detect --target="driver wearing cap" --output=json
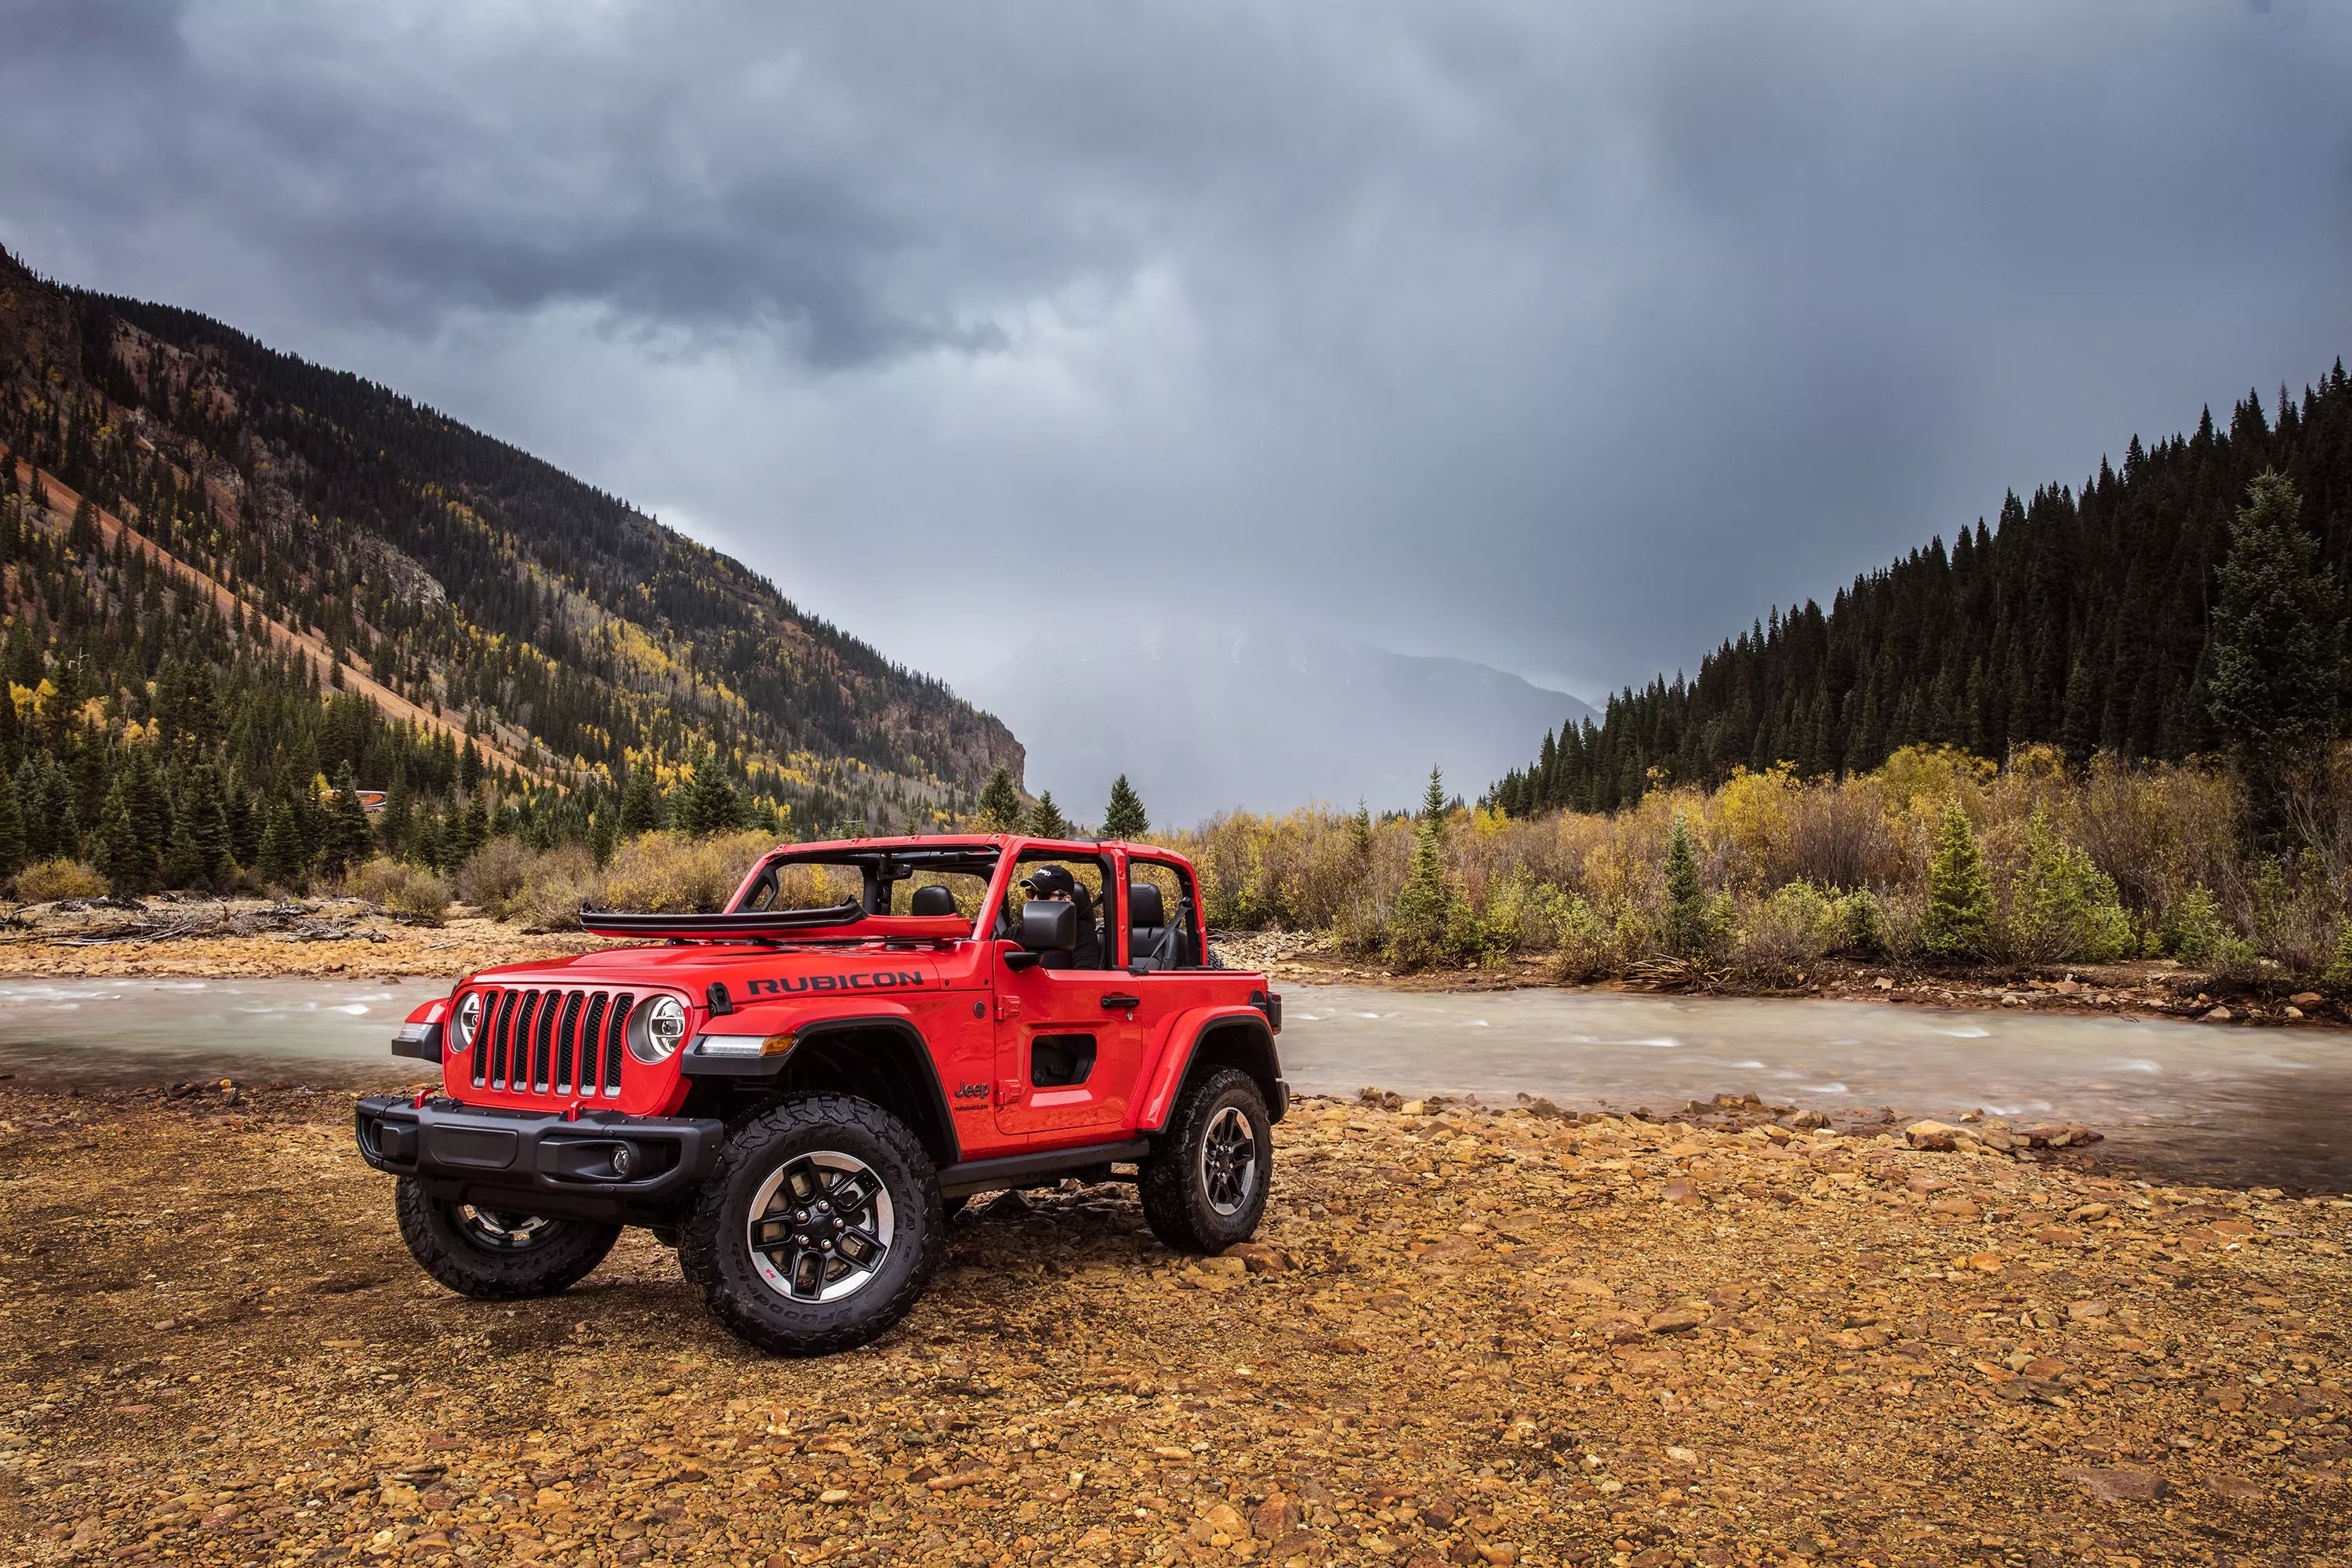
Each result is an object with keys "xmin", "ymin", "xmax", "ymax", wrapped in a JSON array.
[{"xmin": 1019, "ymin": 863, "xmax": 1103, "ymax": 969}]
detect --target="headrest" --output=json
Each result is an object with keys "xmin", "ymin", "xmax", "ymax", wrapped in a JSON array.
[
  {"xmin": 909, "ymin": 884, "xmax": 957, "ymax": 916},
  {"xmin": 1128, "ymin": 880, "xmax": 1165, "ymax": 926}
]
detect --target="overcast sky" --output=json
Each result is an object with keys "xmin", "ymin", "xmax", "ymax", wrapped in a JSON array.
[{"xmin": 7, "ymin": 0, "xmax": 2350, "ymax": 703}]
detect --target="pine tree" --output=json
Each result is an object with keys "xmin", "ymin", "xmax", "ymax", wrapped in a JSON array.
[
  {"xmin": 180, "ymin": 765, "xmax": 234, "ymax": 889},
  {"xmin": 1921, "ymin": 801, "xmax": 1996, "ymax": 960},
  {"xmin": 1028, "ymin": 789, "xmax": 1071, "ymax": 840},
  {"xmin": 0, "ymin": 768, "xmax": 24, "ymax": 883},
  {"xmin": 377, "ymin": 771, "xmax": 413, "ymax": 858},
  {"xmin": 91, "ymin": 776, "xmax": 159, "ymax": 895},
  {"xmin": 587, "ymin": 806, "xmax": 618, "ymax": 868},
  {"xmin": 1388, "ymin": 768, "xmax": 1461, "ymax": 971},
  {"xmin": 325, "ymin": 762, "xmax": 375, "ymax": 874},
  {"xmin": 1102, "ymin": 774, "xmax": 1149, "ymax": 840},
  {"xmin": 619, "ymin": 765, "xmax": 666, "ymax": 836},
  {"xmin": 1350, "ymin": 799, "xmax": 1375, "ymax": 862},
  {"xmin": 256, "ymin": 798, "xmax": 305, "ymax": 891},
  {"xmin": 974, "ymin": 766, "xmax": 1022, "ymax": 832},
  {"xmin": 675, "ymin": 751, "xmax": 745, "ymax": 838},
  {"xmin": 1661, "ymin": 813, "xmax": 1708, "ymax": 957},
  {"xmin": 2208, "ymin": 471, "xmax": 2343, "ymax": 833}
]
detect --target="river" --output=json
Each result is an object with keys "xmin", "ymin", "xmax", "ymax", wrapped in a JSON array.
[{"xmin": 0, "ymin": 976, "xmax": 2343, "ymax": 1188}]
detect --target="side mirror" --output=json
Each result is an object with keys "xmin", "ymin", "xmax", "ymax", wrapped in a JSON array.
[{"xmin": 1020, "ymin": 899, "xmax": 1078, "ymax": 953}]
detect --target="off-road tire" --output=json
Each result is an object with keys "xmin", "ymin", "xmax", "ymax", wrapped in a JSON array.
[
  {"xmin": 1139, "ymin": 1067, "xmax": 1272, "ymax": 1253},
  {"xmin": 680, "ymin": 1092, "xmax": 943, "ymax": 1356},
  {"xmin": 394, "ymin": 1178, "xmax": 619, "ymax": 1300}
]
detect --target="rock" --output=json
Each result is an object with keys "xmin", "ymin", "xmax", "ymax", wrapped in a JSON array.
[
  {"xmin": 1965, "ymin": 1251, "xmax": 2005, "ymax": 1272},
  {"xmin": 1928, "ymin": 1196, "xmax": 1981, "ymax": 1219},
  {"xmin": 2067, "ymin": 1299, "xmax": 2111, "ymax": 1320},
  {"xmin": 1203, "ymin": 1502, "xmax": 1247, "ymax": 1535},
  {"xmin": 2062, "ymin": 1467, "xmax": 2169, "ymax": 1503},
  {"xmin": 1905, "ymin": 1120, "xmax": 1961, "ymax": 1151},
  {"xmin": 1646, "ymin": 1304, "xmax": 1711, "ymax": 1334},
  {"xmin": 1251, "ymin": 1494, "xmax": 1302, "ymax": 1539},
  {"xmin": 2285, "ymin": 1006, "xmax": 2305, "ymax": 1019},
  {"xmin": 1225, "ymin": 1242, "xmax": 1293, "ymax": 1274},
  {"xmin": 1904, "ymin": 1172, "xmax": 1950, "ymax": 1195},
  {"xmin": 1790, "ymin": 1110, "xmax": 1831, "ymax": 1130},
  {"xmin": 2290, "ymin": 992, "xmax": 2324, "ymax": 1007},
  {"xmin": 2203, "ymin": 1006, "xmax": 2232, "ymax": 1022},
  {"xmin": 2067, "ymin": 1203, "xmax": 2111, "ymax": 1222},
  {"xmin": 2205, "ymin": 1474, "xmax": 2267, "ymax": 1503}
]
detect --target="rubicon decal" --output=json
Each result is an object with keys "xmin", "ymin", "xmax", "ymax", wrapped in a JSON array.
[{"xmin": 743, "ymin": 969, "xmax": 928, "ymax": 997}]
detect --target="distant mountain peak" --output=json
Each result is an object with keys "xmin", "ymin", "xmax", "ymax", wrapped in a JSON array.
[{"xmin": 966, "ymin": 622, "xmax": 1591, "ymax": 825}]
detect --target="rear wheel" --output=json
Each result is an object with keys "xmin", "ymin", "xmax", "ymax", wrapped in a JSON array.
[
  {"xmin": 680, "ymin": 1092, "xmax": 943, "ymax": 1356},
  {"xmin": 394, "ymin": 1177, "xmax": 619, "ymax": 1299},
  {"xmin": 1139, "ymin": 1068, "xmax": 1272, "ymax": 1253}
]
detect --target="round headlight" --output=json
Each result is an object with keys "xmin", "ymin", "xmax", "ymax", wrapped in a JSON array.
[
  {"xmin": 452, "ymin": 992, "xmax": 482, "ymax": 1052},
  {"xmin": 631, "ymin": 996, "xmax": 688, "ymax": 1064}
]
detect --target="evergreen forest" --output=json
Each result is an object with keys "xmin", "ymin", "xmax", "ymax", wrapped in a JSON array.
[{"xmin": 1490, "ymin": 367, "xmax": 2352, "ymax": 815}]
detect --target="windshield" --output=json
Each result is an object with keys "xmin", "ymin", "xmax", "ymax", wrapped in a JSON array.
[{"xmin": 731, "ymin": 846, "xmax": 1000, "ymax": 922}]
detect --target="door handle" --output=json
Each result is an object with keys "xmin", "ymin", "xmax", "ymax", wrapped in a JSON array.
[{"xmin": 1101, "ymin": 994, "xmax": 1142, "ymax": 1010}]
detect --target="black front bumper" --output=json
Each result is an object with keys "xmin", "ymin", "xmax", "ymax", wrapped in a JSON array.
[{"xmin": 356, "ymin": 1096, "xmax": 724, "ymax": 1224}]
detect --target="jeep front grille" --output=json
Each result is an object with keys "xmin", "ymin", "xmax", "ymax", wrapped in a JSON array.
[{"xmin": 470, "ymin": 988, "xmax": 635, "ymax": 1097}]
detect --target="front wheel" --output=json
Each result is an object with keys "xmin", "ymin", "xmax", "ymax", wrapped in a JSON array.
[
  {"xmin": 679, "ymin": 1092, "xmax": 943, "ymax": 1356},
  {"xmin": 394, "ymin": 1178, "xmax": 619, "ymax": 1299},
  {"xmin": 1139, "ymin": 1067, "xmax": 1272, "ymax": 1252}
]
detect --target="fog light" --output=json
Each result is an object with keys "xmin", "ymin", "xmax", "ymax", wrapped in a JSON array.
[{"xmin": 612, "ymin": 1144, "xmax": 637, "ymax": 1178}]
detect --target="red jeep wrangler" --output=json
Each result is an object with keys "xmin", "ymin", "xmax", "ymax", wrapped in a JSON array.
[{"xmin": 356, "ymin": 836, "xmax": 1285, "ymax": 1355}]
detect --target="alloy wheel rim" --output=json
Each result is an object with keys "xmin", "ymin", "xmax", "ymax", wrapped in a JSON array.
[
  {"xmin": 747, "ymin": 1152, "xmax": 895, "ymax": 1304},
  {"xmin": 1198, "ymin": 1105, "xmax": 1258, "ymax": 1216}
]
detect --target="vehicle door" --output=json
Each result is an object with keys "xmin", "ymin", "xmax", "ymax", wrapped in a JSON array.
[
  {"xmin": 991, "ymin": 848, "xmax": 1149, "ymax": 1138},
  {"xmin": 1118, "ymin": 853, "xmax": 1217, "ymax": 1105}
]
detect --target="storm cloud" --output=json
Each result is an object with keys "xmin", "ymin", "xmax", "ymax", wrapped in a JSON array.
[{"xmin": 5, "ymin": 0, "xmax": 2350, "ymax": 706}]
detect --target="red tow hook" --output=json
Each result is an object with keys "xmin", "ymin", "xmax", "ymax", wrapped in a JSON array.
[
  {"xmin": 564, "ymin": 1105, "xmax": 583, "ymax": 1122},
  {"xmin": 412, "ymin": 1091, "xmax": 430, "ymax": 1109}
]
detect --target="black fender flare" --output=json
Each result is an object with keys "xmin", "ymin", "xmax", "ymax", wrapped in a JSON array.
[{"xmin": 683, "ymin": 1012, "xmax": 960, "ymax": 1167}]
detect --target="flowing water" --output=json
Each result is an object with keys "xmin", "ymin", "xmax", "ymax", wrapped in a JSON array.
[{"xmin": 1, "ymin": 976, "xmax": 2344, "ymax": 1189}]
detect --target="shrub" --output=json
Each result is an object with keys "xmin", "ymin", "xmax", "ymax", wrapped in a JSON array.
[
  {"xmin": 2246, "ymin": 858, "xmax": 2336, "ymax": 980},
  {"xmin": 1832, "ymin": 889, "xmax": 1890, "ymax": 957},
  {"xmin": 348, "ymin": 858, "xmax": 449, "ymax": 924},
  {"xmin": 1731, "ymin": 880, "xmax": 1839, "ymax": 980},
  {"xmin": 15, "ymin": 858, "xmax": 109, "ymax": 902},
  {"xmin": 2159, "ymin": 885, "xmax": 2242, "ymax": 967},
  {"xmin": 1551, "ymin": 895, "xmax": 1619, "ymax": 984},
  {"xmin": 452, "ymin": 837, "xmax": 533, "ymax": 916},
  {"xmin": 599, "ymin": 830, "xmax": 775, "ymax": 913},
  {"xmin": 1478, "ymin": 869, "xmax": 1577, "ymax": 954},
  {"xmin": 510, "ymin": 844, "xmax": 601, "ymax": 931},
  {"xmin": 2007, "ymin": 814, "xmax": 2137, "ymax": 964}
]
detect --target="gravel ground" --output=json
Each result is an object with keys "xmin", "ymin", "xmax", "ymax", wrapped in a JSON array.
[{"xmin": 2, "ymin": 1084, "xmax": 2348, "ymax": 1568}]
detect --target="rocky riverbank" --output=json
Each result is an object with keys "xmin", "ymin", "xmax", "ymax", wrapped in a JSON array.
[
  {"xmin": 0, "ymin": 895, "xmax": 609, "ymax": 981},
  {"xmin": 2, "ymin": 1083, "xmax": 2347, "ymax": 1566},
  {"xmin": 1210, "ymin": 930, "xmax": 2348, "ymax": 1032}
]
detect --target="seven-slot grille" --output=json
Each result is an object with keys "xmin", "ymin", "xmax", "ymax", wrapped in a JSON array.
[{"xmin": 468, "ymin": 987, "xmax": 637, "ymax": 1097}]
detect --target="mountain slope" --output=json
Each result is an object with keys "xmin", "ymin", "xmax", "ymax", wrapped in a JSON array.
[
  {"xmin": 1490, "ymin": 363, "xmax": 2352, "ymax": 815},
  {"xmin": 0, "ymin": 246, "xmax": 1020, "ymax": 838},
  {"xmin": 967, "ymin": 623, "xmax": 1593, "ymax": 825}
]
